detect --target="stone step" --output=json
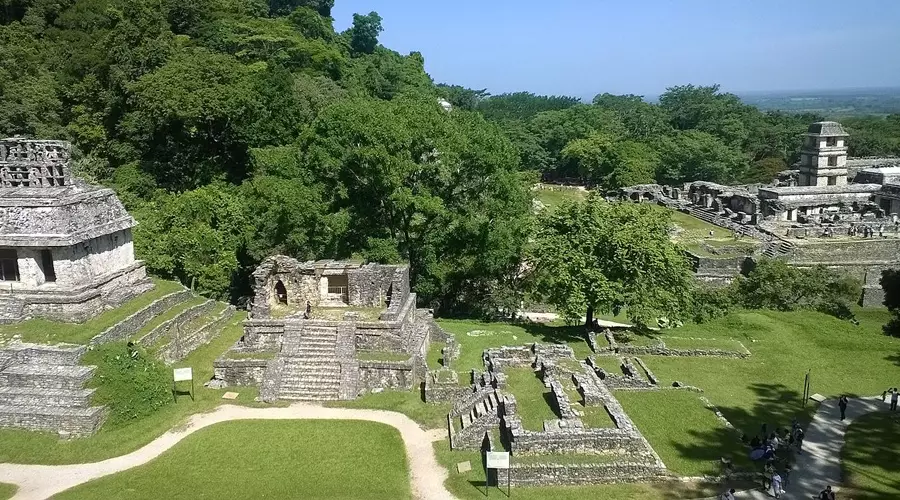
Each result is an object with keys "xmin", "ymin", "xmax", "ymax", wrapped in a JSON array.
[
  {"xmin": 0, "ymin": 343, "xmax": 87, "ymax": 366},
  {"xmin": 279, "ymin": 389, "xmax": 339, "ymax": 401},
  {"xmin": 0, "ymin": 404, "xmax": 106, "ymax": 437},
  {"xmin": 281, "ymin": 377, "xmax": 340, "ymax": 387},
  {"xmin": 0, "ymin": 364, "xmax": 95, "ymax": 390},
  {"xmin": 0, "ymin": 387, "xmax": 95, "ymax": 407}
]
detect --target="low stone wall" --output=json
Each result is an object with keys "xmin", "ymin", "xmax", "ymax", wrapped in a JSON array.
[
  {"xmin": 507, "ymin": 425, "xmax": 649, "ymax": 456},
  {"xmin": 633, "ymin": 357, "xmax": 659, "ymax": 385},
  {"xmin": 508, "ymin": 462, "xmax": 668, "ymax": 486},
  {"xmin": 613, "ymin": 345, "xmax": 749, "ymax": 358},
  {"xmin": 158, "ymin": 306, "xmax": 236, "ymax": 364},
  {"xmin": 212, "ymin": 358, "xmax": 269, "ymax": 386},
  {"xmin": 137, "ymin": 299, "xmax": 216, "ymax": 347},
  {"xmin": 0, "ymin": 406, "xmax": 106, "ymax": 438},
  {"xmin": 357, "ymin": 359, "xmax": 415, "ymax": 392},
  {"xmin": 549, "ymin": 380, "xmax": 578, "ymax": 419},
  {"xmin": 1, "ymin": 343, "xmax": 85, "ymax": 365},
  {"xmin": 424, "ymin": 369, "xmax": 471, "ymax": 403},
  {"xmin": 484, "ymin": 345, "xmax": 534, "ymax": 370},
  {"xmin": 90, "ymin": 289, "xmax": 192, "ymax": 345}
]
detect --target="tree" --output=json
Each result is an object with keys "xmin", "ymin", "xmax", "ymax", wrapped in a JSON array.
[
  {"xmin": 348, "ymin": 11, "xmax": 382, "ymax": 55},
  {"xmin": 656, "ymin": 130, "xmax": 746, "ymax": 184},
  {"xmin": 478, "ymin": 92, "xmax": 581, "ymax": 122},
  {"xmin": 532, "ymin": 196, "xmax": 695, "ymax": 328},
  {"xmin": 437, "ymin": 84, "xmax": 489, "ymax": 110},
  {"xmin": 881, "ymin": 269, "xmax": 900, "ymax": 337},
  {"xmin": 734, "ymin": 259, "xmax": 860, "ymax": 315},
  {"xmin": 268, "ymin": 0, "xmax": 333, "ymax": 17},
  {"xmin": 562, "ymin": 132, "xmax": 658, "ymax": 188}
]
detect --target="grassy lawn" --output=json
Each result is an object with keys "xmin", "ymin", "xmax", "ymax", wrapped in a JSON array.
[
  {"xmin": 0, "ymin": 279, "xmax": 185, "ymax": 345},
  {"xmin": 616, "ymin": 390, "xmax": 746, "ymax": 476},
  {"xmin": 661, "ymin": 337, "xmax": 747, "ymax": 352},
  {"xmin": 427, "ymin": 341, "xmax": 445, "ymax": 369},
  {"xmin": 436, "ymin": 319, "xmax": 592, "ymax": 373},
  {"xmin": 434, "ymin": 440, "xmax": 750, "ymax": 500},
  {"xmin": 0, "ymin": 483, "xmax": 16, "ymax": 500},
  {"xmin": 0, "ymin": 310, "xmax": 267, "ymax": 464},
  {"xmin": 327, "ymin": 390, "xmax": 451, "ymax": 430},
  {"xmin": 357, "ymin": 350, "xmax": 412, "ymax": 362},
  {"xmin": 664, "ymin": 208, "xmax": 759, "ymax": 257},
  {"xmin": 533, "ymin": 186, "xmax": 586, "ymax": 211},
  {"xmin": 130, "ymin": 296, "xmax": 208, "ymax": 342},
  {"xmin": 52, "ymin": 420, "xmax": 411, "ymax": 500},
  {"xmin": 841, "ymin": 411, "xmax": 900, "ymax": 499},
  {"xmin": 504, "ymin": 367, "xmax": 558, "ymax": 430},
  {"xmin": 631, "ymin": 308, "xmax": 899, "ymax": 473}
]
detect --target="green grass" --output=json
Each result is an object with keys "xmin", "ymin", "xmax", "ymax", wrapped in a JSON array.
[
  {"xmin": 357, "ymin": 350, "xmax": 412, "ymax": 362},
  {"xmin": 504, "ymin": 367, "xmax": 558, "ymax": 430},
  {"xmin": 433, "ymin": 440, "xmax": 751, "ymax": 500},
  {"xmin": 436, "ymin": 319, "xmax": 591, "ymax": 373},
  {"xmin": 0, "ymin": 279, "xmax": 185, "ymax": 345},
  {"xmin": 52, "ymin": 420, "xmax": 411, "ymax": 500},
  {"xmin": 0, "ymin": 483, "xmax": 17, "ymax": 500},
  {"xmin": 841, "ymin": 411, "xmax": 900, "ymax": 499},
  {"xmin": 615, "ymin": 390, "xmax": 744, "ymax": 476},
  {"xmin": 427, "ymin": 341, "xmax": 445, "ymax": 369},
  {"xmin": 581, "ymin": 406, "xmax": 616, "ymax": 428},
  {"xmin": 0, "ymin": 310, "xmax": 267, "ymax": 465},
  {"xmin": 661, "ymin": 337, "xmax": 747, "ymax": 352},
  {"xmin": 327, "ymin": 390, "xmax": 451, "ymax": 430},
  {"xmin": 664, "ymin": 208, "xmax": 759, "ymax": 257},
  {"xmin": 533, "ymin": 186, "xmax": 587, "ymax": 211},
  {"xmin": 591, "ymin": 355, "xmax": 623, "ymax": 375},
  {"xmin": 628, "ymin": 308, "xmax": 899, "ymax": 475}
]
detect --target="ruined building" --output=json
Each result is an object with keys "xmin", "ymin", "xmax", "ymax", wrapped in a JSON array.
[
  {"xmin": 0, "ymin": 139, "xmax": 152, "ymax": 323},
  {"xmin": 618, "ymin": 121, "xmax": 900, "ymax": 306},
  {"xmin": 213, "ymin": 256, "xmax": 431, "ymax": 401}
]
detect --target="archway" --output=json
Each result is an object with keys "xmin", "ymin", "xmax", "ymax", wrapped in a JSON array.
[{"xmin": 274, "ymin": 280, "xmax": 288, "ymax": 304}]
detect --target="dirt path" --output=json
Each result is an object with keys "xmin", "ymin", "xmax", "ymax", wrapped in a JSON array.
[{"xmin": 0, "ymin": 404, "xmax": 457, "ymax": 500}]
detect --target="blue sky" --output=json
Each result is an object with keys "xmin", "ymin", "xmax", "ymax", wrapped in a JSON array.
[{"xmin": 331, "ymin": 1, "xmax": 900, "ymax": 99}]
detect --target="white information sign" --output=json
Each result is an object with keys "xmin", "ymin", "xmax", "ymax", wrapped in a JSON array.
[
  {"xmin": 173, "ymin": 367, "xmax": 193, "ymax": 382},
  {"xmin": 485, "ymin": 451, "xmax": 509, "ymax": 469}
]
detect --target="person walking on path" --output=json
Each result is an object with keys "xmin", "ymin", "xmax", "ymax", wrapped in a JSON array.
[
  {"xmin": 839, "ymin": 395, "xmax": 849, "ymax": 420},
  {"xmin": 719, "ymin": 487, "xmax": 735, "ymax": 500},
  {"xmin": 891, "ymin": 388, "xmax": 899, "ymax": 411},
  {"xmin": 771, "ymin": 471, "xmax": 784, "ymax": 499}
]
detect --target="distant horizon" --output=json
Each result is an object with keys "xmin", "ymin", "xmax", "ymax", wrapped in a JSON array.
[{"xmin": 331, "ymin": 1, "xmax": 900, "ymax": 99}]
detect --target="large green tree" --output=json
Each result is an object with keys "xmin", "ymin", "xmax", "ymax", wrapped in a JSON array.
[{"xmin": 532, "ymin": 196, "xmax": 695, "ymax": 327}]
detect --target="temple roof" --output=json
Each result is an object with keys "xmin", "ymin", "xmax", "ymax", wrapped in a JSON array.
[
  {"xmin": 805, "ymin": 121, "xmax": 849, "ymax": 137},
  {"xmin": 0, "ymin": 139, "xmax": 136, "ymax": 247}
]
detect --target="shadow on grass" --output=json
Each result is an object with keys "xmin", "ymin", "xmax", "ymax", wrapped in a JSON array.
[
  {"xmin": 670, "ymin": 383, "xmax": 813, "ymax": 475},
  {"xmin": 840, "ymin": 412, "xmax": 900, "ymax": 499},
  {"xmin": 886, "ymin": 352, "xmax": 900, "ymax": 367},
  {"xmin": 519, "ymin": 323, "xmax": 588, "ymax": 345}
]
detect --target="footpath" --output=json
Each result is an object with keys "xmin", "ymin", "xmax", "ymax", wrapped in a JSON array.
[{"xmin": 732, "ymin": 396, "xmax": 890, "ymax": 499}]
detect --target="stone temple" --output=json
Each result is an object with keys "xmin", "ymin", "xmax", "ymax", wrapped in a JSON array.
[
  {"xmin": 213, "ymin": 256, "xmax": 431, "ymax": 401},
  {"xmin": 0, "ymin": 138, "xmax": 152, "ymax": 324},
  {"xmin": 618, "ymin": 121, "xmax": 900, "ymax": 306}
]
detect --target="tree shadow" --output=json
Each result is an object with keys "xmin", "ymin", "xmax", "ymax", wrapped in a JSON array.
[
  {"xmin": 519, "ymin": 322, "xmax": 587, "ymax": 345},
  {"xmin": 886, "ymin": 352, "xmax": 900, "ymax": 367}
]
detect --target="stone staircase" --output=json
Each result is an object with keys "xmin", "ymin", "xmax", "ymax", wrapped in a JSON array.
[
  {"xmin": 0, "ymin": 295, "xmax": 25, "ymax": 325},
  {"xmin": 762, "ymin": 239, "xmax": 795, "ymax": 258},
  {"xmin": 448, "ymin": 389, "xmax": 502, "ymax": 450},
  {"xmin": 0, "ymin": 343, "xmax": 105, "ymax": 437},
  {"xmin": 278, "ymin": 324, "xmax": 342, "ymax": 401}
]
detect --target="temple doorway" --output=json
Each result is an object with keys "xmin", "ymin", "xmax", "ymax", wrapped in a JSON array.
[{"xmin": 274, "ymin": 280, "xmax": 288, "ymax": 304}]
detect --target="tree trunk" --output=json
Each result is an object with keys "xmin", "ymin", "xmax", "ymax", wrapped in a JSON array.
[{"xmin": 584, "ymin": 305, "xmax": 594, "ymax": 330}]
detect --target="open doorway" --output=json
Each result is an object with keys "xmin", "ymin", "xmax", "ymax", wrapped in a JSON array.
[{"xmin": 274, "ymin": 280, "xmax": 288, "ymax": 304}]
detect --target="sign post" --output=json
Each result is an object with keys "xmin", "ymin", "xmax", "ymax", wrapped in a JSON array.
[
  {"xmin": 802, "ymin": 369, "xmax": 811, "ymax": 407},
  {"xmin": 173, "ymin": 367, "xmax": 194, "ymax": 402},
  {"xmin": 485, "ymin": 451, "xmax": 510, "ymax": 497}
]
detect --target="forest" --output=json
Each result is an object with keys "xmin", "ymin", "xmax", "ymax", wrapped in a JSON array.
[{"xmin": 1, "ymin": 0, "xmax": 899, "ymax": 316}]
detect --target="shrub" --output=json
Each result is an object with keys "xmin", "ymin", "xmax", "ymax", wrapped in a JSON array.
[
  {"xmin": 89, "ymin": 342, "xmax": 172, "ymax": 427},
  {"xmin": 881, "ymin": 269, "xmax": 900, "ymax": 337},
  {"xmin": 690, "ymin": 285, "xmax": 733, "ymax": 323}
]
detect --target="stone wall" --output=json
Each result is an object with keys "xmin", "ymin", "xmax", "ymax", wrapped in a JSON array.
[
  {"xmin": 0, "ymin": 406, "xmax": 106, "ymax": 437},
  {"xmin": 89, "ymin": 289, "xmax": 192, "ymax": 345},
  {"xmin": 788, "ymin": 239, "xmax": 900, "ymax": 265},
  {"xmin": 508, "ymin": 462, "xmax": 668, "ymax": 486},
  {"xmin": 213, "ymin": 358, "xmax": 269, "ymax": 386},
  {"xmin": 424, "ymin": 369, "xmax": 471, "ymax": 403},
  {"xmin": 137, "ymin": 299, "xmax": 216, "ymax": 347},
  {"xmin": 349, "ymin": 263, "xmax": 410, "ymax": 309},
  {"xmin": 158, "ymin": 305, "xmax": 236, "ymax": 364},
  {"xmin": 357, "ymin": 359, "xmax": 415, "ymax": 392}
]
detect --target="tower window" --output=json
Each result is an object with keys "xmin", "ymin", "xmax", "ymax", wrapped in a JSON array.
[
  {"xmin": 828, "ymin": 156, "xmax": 838, "ymax": 166},
  {"xmin": 826, "ymin": 137, "xmax": 837, "ymax": 147},
  {"xmin": 0, "ymin": 249, "xmax": 19, "ymax": 282}
]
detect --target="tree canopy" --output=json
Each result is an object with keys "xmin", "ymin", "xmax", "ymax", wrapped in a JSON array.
[{"xmin": 531, "ymin": 196, "xmax": 695, "ymax": 328}]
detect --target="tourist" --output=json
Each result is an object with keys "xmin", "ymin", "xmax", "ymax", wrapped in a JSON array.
[
  {"xmin": 818, "ymin": 485, "xmax": 836, "ymax": 500},
  {"xmin": 720, "ymin": 487, "xmax": 736, "ymax": 500},
  {"xmin": 793, "ymin": 427, "xmax": 804, "ymax": 454},
  {"xmin": 891, "ymin": 388, "xmax": 899, "ymax": 411},
  {"xmin": 879, "ymin": 225, "xmax": 885, "ymax": 238},
  {"xmin": 783, "ymin": 463, "xmax": 792, "ymax": 486},
  {"xmin": 767, "ymin": 432, "xmax": 780, "ymax": 449},
  {"xmin": 749, "ymin": 434, "xmax": 762, "ymax": 448},
  {"xmin": 839, "ymin": 395, "xmax": 849, "ymax": 420},
  {"xmin": 771, "ymin": 470, "xmax": 784, "ymax": 498}
]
